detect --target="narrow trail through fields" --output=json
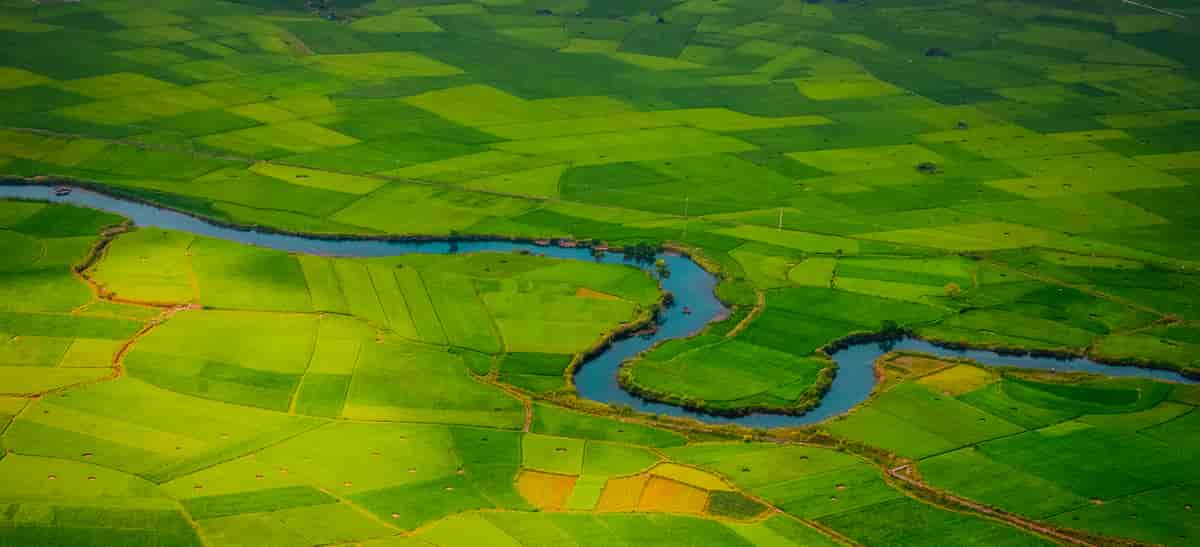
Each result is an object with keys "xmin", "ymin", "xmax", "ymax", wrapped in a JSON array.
[
  {"xmin": 725, "ymin": 290, "xmax": 765, "ymax": 339},
  {"xmin": 887, "ymin": 464, "xmax": 1106, "ymax": 547}
]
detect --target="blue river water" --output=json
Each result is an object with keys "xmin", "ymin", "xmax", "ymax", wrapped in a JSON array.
[{"xmin": 2, "ymin": 184, "xmax": 1194, "ymax": 428}]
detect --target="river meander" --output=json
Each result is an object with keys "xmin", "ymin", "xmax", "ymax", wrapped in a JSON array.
[{"xmin": 3, "ymin": 183, "xmax": 1194, "ymax": 428}]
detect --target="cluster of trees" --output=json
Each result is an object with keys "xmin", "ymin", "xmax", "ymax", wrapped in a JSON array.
[{"xmin": 622, "ymin": 242, "xmax": 661, "ymax": 263}]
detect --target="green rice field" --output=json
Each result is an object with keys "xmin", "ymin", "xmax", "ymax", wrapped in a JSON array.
[
  {"xmin": 3, "ymin": 0, "xmax": 1200, "ymax": 544},
  {"xmin": 824, "ymin": 355, "xmax": 1200, "ymax": 546}
]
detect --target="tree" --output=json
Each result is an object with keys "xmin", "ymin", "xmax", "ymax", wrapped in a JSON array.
[{"xmin": 944, "ymin": 282, "xmax": 962, "ymax": 298}]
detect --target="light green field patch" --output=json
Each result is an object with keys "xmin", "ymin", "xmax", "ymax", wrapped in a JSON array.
[
  {"xmin": 835, "ymin": 33, "xmax": 886, "ymax": 50},
  {"xmin": 561, "ymin": 38, "xmax": 620, "ymax": 53},
  {"xmin": 109, "ymin": 25, "xmax": 197, "ymax": 45},
  {"xmin": 522, "ymin": 434, "xmax": 585, "ymax": 475},
  {"xmin": 1135, "ymin": 151, "xmax": 1200, "ymax": 170},
  {"xmin": 531, "ymin": 96, "xmax": 633, "ymax": 117},
  {"xmin": 680, "ymin": 44, "xmax": 727, "ymax": 65},
  {"xmin": 1036, "ymin": 250, "xmax": 1145, "ymax": 270},
  {"xmin": 209, "ymin": 121, "xmax": 359, "ymax": 153},
  {"xmin": 845, "ymin": 257, "xmax": 972, "ymax": 281},
  {"xmin": 566, "ymin": 475, "xmax": 607, "ymax": 510},
  {"xmin": 1099, "ymin": 109, "xmax": 1200, "ymax": 129},
  {"xmin": 133, "ymin": 309, "xmax": 316, "ymax": 372},
  {"xmin": 128, "ymin": 88, "xmax": 225, "ymax": 118},
  {"xmin": 1085, "ymin": 40, "xmax": 1181, "ymax": 68},
  {"xmin": 1001, "ymin": 23, "xmax": 1109, "ymax": 52},
  {"xmin": 59, "ymin": 338, "xmax": 125, "ymax": 368},
  {"xmin": 112, "ymin": 47, "xmax": 192, "ymax": 66},
  {"xmin": 461, "ymin": 164, "xmax": 565, "ymax": 198},
  {"xmin": 917, "ymin": 365, "xmax": 994, "ymax": 396},
  {"xmin": 385, "ymin": 151, "xmax": 556, "ymax": 182},
  {"xmin": 272, "ymin": 94, "xmax": 336, "ymax": 117},
  {"xmin": 341, "ymin": 342, "xmax": 522, "ymax": 427},
  {"xmin": 249, "ymin": 163, "xmax": 384, "ymax": 195},
  {"xmin": 493, "ymin": 126, "xmax": 756, "ymax": 166},
  {"xmin": 59, "ymin": 72, "xmax": 178, "ymax": 99},
  {"xmin": 1047, "ymin": 63, "xmax": 1170, "ymax": 84},
  {"xmin": 407, "ymin": 84, "xmax": 566, "ymax": 127},
  {"xmin": 56, "ymin": 99, "xmax": 157, "ymax": 125},
  {"xmin": 306, "ymin": 316, "xmax": 371, "ymax": 375},
  {"xmin": 0, "ymin": 67, "xmax": 51, "ymax": 90},
  {"xmin": 989, "ymin": 152, "xmax": 1187, "ymax": 197},
  {"xmin": 729, "ymin": 21, "xmax": 783, "ymax": 36},
  {"xmin": 795, "ymin": 75, "xmax": 902, "ymax": 100},
  {"xmin": 657, "ymin": 108, "xmax": 831, "ymax": 132},
  {"xmin": 717, "ymin": 225, "xmax": 859, "ymax": 254},
  {"xmin": 482, "ymin": 111, "xmax": 678, "ymax": 140},
  {"xmin": 105, "ymin": 8, "xmax": 188, "ymax": 28},
  {"xmin": 1113, "ymin": 13, "xmax": 1178, "ymax": 34},
  {"xmin": 420, "ymin": 513, "xmax": 522, "ymax": 547},
  {"xmin": 731, "ymin": 249, "xmax": 795, "ymax": 289},
  {"xmin": 89, "ymin": 228, "xmax": 195, "ymax": 304},
  {"xmin": 862, "ymin": 222, "xmax": 1052, "ymax": 252},
  {"xmin": 229, "ymin": 102, "xmax": 296, "ymax": 123},
  {"xmin": 385, "ymin": 3, "xmax": 486, "ymax": 16},
  {"xmin": 736, "ymin": 39, "xmax": 793, "ymax": 58},
  {"xmin": 650, "ymin": 463, "xmax": 732, "ymax": 491},
  {"xmin": 39, "ymin": 139, "xmax": 110, "ymax": 167},
  {"xmin": 350, "ymin": 14, "xmax": 443, "ymax": 33},
  {"xmin": 331, "ymin": 184, "xmax": 518, "ymax": 235},
  {"xmin": 1049, "ymin": 129, "xmax": 1131, "ymax": 142},
  {"xmin": 0, "ymin": 335, "xmax": 72, "ymax": 367},
  {"xmin": 994, "ymin": 84, "xmax": 1079, "ymax": 104},
  {"xmin": 0, "ymin": 130, "xmax": 66, "ymax": 160},
  {"xmin": 606, "ymin": 52, "xmax": 705, "ymax": 71},
  {"xmin": 835, "ymin": 277, "xmax": 943, "ymax": 304},
  {"xmin": 500, "ymin": 27, "xmax": 570, "ymax": 49},
  {"xmin": 787, "ymin": 145, "xmax": 943, "ymax": 174},
  {"xmin": 305, "ymin": 52, "xmax": 462, "ymax": 80},
  {"xmin": 0, "ymin": 453, "xmax": 173, "ymax": 506},
  {"xmin": 787, "ymin": 258, "xmax": 836, "ymax": 287},
  {"xmin": 0, "ymin": 366, "xmax": 109, "ymax": 395},
  {"xmin": 0, "ymin": 14, "xmax": 59, "ymax": 33}
]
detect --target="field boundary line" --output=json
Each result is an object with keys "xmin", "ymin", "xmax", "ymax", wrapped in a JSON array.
[
  {"xmin": 287, "ymin": 315, "xmax": 323, "ymax": 414},
  {"xmin": 314, "ymin": 484, "xmax": 408, "ymax": 535},
  {"xmin": 153, "ymin": 420, "xmax": 335, "ymax": 486},
  {"xmin": 387, "ymin": 267, "xmax": 420, "ymax": 339},
  {"xmin": 1135, "ymin": 404, "xmax": 1196, "ymax": 434},
  {"xmin": 1121, "ymin": 0, "xmax": 1187, "ymax": 18},
  {"xmin": 364, "ymin": 263, "xmax": 393, "ymax": 328},
  {"xmin": 337, "ymin": 338, "xmax": 366, "ymax": 419},
  {"xmin": 413, "ymin": 270, "xmax": 450, "ymax": 345},
  {"xmin": 469, "ymin": 277, "xmax": 506, "ymax": 355}
]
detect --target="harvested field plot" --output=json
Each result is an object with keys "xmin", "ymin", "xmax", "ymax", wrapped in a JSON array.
[{"xmin": 516, "ymin": 470, "xmax": 576, "ymax": 511}]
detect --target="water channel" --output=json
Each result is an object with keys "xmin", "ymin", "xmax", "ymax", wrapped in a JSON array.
[{"xmin": 3, "ymin": 183, "xmax": 1193, "ymax": 428}]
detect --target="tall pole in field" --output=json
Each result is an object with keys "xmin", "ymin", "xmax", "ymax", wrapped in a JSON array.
[{"xmin": 778, "ymin": 208, "xmax": 783, "ymax": 231}]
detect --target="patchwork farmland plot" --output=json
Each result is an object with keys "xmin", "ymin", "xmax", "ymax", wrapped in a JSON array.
[{"xmin": 3, "ymin": 0, "xmax": 1200, "ymax": 544}]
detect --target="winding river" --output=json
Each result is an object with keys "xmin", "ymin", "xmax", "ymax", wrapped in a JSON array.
[{"xmin": 3, "ymin": 184, "xmax": 1195, "ymax": 428}]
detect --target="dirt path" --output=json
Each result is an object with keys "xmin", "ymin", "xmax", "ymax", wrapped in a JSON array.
[
  {"xmin": 726, "ymin": 290, "xmax": 765, "ymax": 339},
  {"xmin": 887, "ymin": 464, "xmax": 1100, "ymax": 546}
]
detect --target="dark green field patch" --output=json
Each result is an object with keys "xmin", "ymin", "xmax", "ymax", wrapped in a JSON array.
[
  {"xmin": 707, "ymin": 491, "xmax": 767, "ymax": 520},
  {"xmin": 182, "ymin": 486, "xmax": 336, "ymax": 519}
]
